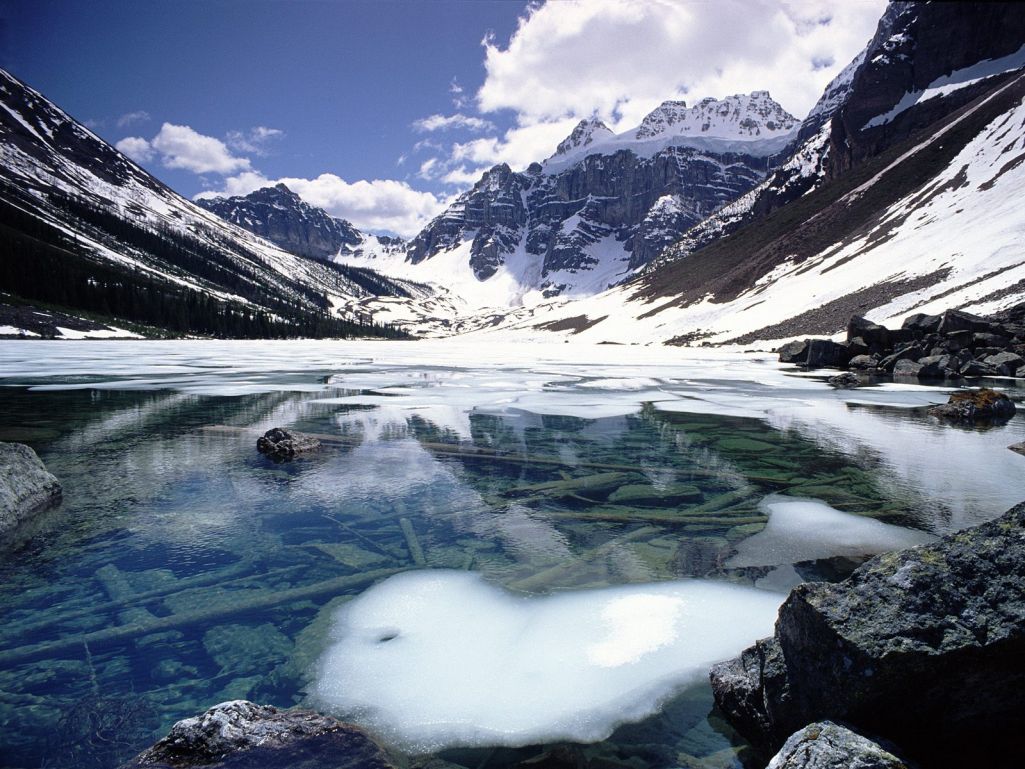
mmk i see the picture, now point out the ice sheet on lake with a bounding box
[312,570,782,752]
[727,495,936,568]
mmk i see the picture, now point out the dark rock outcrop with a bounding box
[826,372,859,388]
[198,184,362,261]
[927,388,1016,423]
[766,721,908,769]
[120,700,393,769]
[711,501,1025,767]
[0,441,62,535]
[256,428,321,459]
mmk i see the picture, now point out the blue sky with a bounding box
[1,0,886,235]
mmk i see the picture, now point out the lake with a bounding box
[1,339,1022,769]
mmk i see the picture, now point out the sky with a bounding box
[1,0,886,236]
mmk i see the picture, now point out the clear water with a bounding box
[0,339,1022,769]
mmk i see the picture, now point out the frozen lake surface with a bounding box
[0,339,1022,768]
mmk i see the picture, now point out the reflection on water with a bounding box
[0,340,1022,769]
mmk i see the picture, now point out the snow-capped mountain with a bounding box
[197,183,364,261]
[0,67,430,338]
[380,92,798,308]
[458,1,1025,346]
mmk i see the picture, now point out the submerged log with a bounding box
[0,567,404,668]
[399,517,426,566]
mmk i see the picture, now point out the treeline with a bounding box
[0,193,408,339]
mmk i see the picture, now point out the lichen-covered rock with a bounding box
[0,441,62,535]
[256,428,321,459]
[711,501,1025,766]
[766,722,908,769]
[120,700,393,769]
[927,388,1016,423]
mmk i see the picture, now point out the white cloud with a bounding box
[226,126,285,156]
[117,110,151,128]
[418,157,440,179]
[450,117,577,172]
[478,0,886,124]
[413,113,496,133]
[198,172,445,237]
[149,123,252,174]
[116,136,155,163]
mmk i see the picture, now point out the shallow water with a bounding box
[0,339,1022,769]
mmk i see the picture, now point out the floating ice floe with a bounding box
[727,495,936,568]
[311,570,783,752]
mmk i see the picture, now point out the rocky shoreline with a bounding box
[711,500,1025,768]
[779,305,1025,381]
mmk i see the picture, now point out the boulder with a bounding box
[890,359,923,378]
[972,332,1009,349]
[935,309,994,335]
[120,700,393,769]
[826,372,860,388]
[959,359,999,377]
[928,388,1016,423]
[1010,442,1025,457]
[877,345,923,372]
[847,316,890,350]
[984,351,1025,376]
[846,354,878,370]
[845,337,870,358]
[1018,366,1025,378]
[0,441,62,535]
[711,501,1025,766]
[778,340,810,364]
[256,427,321,459]
[804,340,845,369]
[766,722,908,769]
[900,313,940,335]
[915,354,950,378]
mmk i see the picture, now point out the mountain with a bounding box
[391,92,798,307]
[196,183,364,261]
[464,1,1025,345]
[0,67,428,339]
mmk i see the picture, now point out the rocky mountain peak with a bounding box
[553,118,614,158]
[635,92,798,141]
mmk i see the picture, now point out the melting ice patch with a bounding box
[312,570,782,752]
[727,495,936,568]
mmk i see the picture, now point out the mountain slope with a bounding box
[0,67,427,338]
[339,92,798,309]
[460,3,1025,345]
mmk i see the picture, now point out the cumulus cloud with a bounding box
[115,135,155,163]
[413,113,496,133]
[440,0,884,175]
[198,172,445,237]
[116,110,151,128]
[145,123,252,174]
[226,126,285,156]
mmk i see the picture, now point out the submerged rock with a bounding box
[927,388,1016,423]
[121,700,393,769]
[256,427,321,459]
[826,372,859,388]
[0,441,62,535]
[766,721,908,769]
[710,500,1025,766]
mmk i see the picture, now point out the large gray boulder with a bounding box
[711,501,1025,767]
[120,700,393,769]
[256,428,321,459]
[766,722,908,769]
[0,441,62,535]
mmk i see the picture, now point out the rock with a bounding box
[959,358,999,377]
[766,721,908,769]
[900,313,940,335]
[890,359,923,378]
[846,355,878,370]
[877,345,923,372]
[1009,442,1025,457]
[804,339,844,369]
[1017,366,1025,378]
[927,388,1016,423]
[120,700,393,769]
[256,427,321,459]
[711,501,1025,766]
[915,354,950,378]
[778,339,810,364]
[845,337,870,358]
[983,351,1025,376]
[972,332,1009,349]
[0,441,62,535]
[826,372,859,388]
[935,308,994,335]
[847,316,889,350]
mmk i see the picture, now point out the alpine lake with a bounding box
[1,339,1022,769]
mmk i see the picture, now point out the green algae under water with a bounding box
[0,342,1022,769]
